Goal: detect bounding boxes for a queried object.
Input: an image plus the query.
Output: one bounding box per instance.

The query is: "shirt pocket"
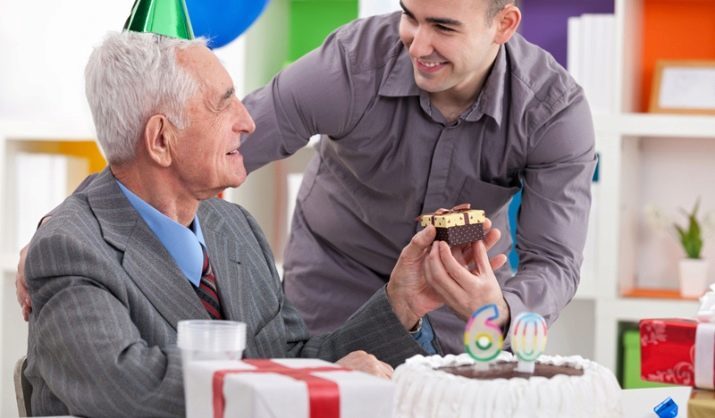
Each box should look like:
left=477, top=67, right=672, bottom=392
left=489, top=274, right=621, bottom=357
left=455, top=178, right=519, bottom=216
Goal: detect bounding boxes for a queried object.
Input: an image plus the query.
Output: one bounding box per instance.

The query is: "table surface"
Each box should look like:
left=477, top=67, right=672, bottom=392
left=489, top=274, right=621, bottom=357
left=622, top=386, right=692, bottom=418
left=31, top=387, right=696, bottom=418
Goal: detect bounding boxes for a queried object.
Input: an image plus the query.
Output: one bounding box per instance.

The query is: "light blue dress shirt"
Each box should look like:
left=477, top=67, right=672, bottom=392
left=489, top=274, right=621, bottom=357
left=116, top=180, right=205, bottom=287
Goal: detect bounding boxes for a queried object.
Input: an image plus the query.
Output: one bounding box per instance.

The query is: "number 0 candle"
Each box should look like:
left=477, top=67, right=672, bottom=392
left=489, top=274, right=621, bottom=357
left=511, top=312, right=548, bottom=373
left=464, top=304, right=503, bottom=368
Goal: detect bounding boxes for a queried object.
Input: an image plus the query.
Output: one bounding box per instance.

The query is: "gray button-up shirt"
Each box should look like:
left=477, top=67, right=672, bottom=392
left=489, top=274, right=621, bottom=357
left=241, top=12, right=596, bottom=353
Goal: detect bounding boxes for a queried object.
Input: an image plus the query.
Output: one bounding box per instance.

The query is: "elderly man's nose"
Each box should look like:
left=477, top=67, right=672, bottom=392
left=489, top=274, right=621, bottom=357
left=234, top=101, right=256, bottom=134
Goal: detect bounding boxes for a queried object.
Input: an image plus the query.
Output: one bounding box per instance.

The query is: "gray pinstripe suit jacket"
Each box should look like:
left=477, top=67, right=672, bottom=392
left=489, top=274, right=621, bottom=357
left=25, top=168, right=427, bottom=417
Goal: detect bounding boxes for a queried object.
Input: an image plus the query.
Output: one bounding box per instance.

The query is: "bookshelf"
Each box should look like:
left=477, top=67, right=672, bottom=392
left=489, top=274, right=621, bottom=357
left=526, top=0, right=715, bottom=374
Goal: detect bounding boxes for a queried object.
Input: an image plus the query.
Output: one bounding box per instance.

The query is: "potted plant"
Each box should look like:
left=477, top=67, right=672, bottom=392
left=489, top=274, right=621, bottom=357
left=675, top=199, right=708, bottom=297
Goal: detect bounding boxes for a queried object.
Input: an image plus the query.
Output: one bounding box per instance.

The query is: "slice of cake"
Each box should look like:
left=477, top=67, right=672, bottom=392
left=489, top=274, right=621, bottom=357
left=393, top=352, right=622, bottom=418
left=418, top=205, right=486, bottom=246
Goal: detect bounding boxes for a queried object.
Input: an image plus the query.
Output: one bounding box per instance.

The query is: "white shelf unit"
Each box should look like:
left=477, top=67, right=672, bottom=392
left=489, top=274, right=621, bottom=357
left=585, top=0, right=715, bottom=372
left=592, top=115, right=714, bottom=371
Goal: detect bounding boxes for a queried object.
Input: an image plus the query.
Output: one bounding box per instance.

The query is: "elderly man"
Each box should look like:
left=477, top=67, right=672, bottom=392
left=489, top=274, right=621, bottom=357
left=24, top=30, right=502, bottom=417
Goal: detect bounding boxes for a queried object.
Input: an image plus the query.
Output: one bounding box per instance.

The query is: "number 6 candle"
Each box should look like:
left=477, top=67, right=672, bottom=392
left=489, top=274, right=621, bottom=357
left=464, top=304, right=503, bottom=369
left=511, top=312, right=548, bottom=373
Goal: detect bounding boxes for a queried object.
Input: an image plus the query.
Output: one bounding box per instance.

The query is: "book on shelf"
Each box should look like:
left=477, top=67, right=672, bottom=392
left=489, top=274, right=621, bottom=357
left=567, top=13, right=616, bottom=114
left=14, top=152, right=88, bottom=251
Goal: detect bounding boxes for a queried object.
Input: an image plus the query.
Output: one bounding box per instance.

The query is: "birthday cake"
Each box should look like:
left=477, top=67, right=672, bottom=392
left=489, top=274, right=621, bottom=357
left=392, top=352, right=622, bottom=418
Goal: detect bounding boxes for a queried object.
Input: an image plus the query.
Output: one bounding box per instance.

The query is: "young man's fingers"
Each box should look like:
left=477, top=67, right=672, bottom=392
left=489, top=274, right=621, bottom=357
left=425, top=242, right=468, bottom=298
left=437, top=241, right=483, bottom=293
left=490, top=254, right=508, bottom=272
left=473, top=240, right=494, bottom=276
left=483, top=227, right=501, bottom=251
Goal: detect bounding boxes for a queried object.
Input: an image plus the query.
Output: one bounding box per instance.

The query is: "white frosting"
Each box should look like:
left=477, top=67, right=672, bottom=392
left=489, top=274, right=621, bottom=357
left=393, top=352, right=622, bottom=418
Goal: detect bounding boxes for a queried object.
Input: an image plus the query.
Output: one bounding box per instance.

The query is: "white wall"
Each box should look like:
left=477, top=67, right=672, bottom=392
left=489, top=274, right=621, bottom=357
left=359, top=0, right=400, bottom=18
left=0, top=1, right=124, bottom=131
left=0, top=0, right=248, bottom=131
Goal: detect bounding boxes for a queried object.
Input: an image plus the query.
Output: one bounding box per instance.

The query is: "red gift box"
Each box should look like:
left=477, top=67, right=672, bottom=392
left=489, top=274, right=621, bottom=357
left=640, top=319, right=715, bottom=389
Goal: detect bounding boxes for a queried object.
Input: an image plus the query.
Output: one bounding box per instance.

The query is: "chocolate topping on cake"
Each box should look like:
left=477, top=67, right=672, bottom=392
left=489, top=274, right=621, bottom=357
left=438, top=360, right=584, bottom=380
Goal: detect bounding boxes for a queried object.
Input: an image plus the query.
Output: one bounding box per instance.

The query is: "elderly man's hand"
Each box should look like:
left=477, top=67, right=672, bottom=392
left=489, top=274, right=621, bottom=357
left=425, top=228, right=510, bottom=327
left=336, top=350, right=393, bottom=379
left=385, top=225, right=439, bottom=330
left=16, top=244, right=32, bottom=321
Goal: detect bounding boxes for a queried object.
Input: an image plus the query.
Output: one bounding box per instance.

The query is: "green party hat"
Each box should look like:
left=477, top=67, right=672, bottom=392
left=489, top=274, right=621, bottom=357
left=123, top=0, right=194, bottom=40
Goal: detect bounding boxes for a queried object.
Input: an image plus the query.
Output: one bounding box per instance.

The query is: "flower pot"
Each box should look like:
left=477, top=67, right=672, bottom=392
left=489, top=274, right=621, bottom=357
left=678, top=258, right=709, bottom=298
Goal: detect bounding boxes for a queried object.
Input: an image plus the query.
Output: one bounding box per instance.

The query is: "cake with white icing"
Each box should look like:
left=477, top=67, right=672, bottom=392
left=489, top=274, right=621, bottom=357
left=393, top=352, right=622, bottom=418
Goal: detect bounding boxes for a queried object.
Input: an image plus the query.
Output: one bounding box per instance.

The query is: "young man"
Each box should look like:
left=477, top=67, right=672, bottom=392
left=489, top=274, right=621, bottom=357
left=239, top=0, right=596, bottom=352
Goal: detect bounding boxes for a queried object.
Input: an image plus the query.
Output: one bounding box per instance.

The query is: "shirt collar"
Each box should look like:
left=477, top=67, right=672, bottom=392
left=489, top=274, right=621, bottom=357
left=470, top=43, right=507, bottom=126
left=378, top=42, right=508, bottom=126
left=378, top=45, right=421, bottom=98
left=116, top=180, right=206, bottom=287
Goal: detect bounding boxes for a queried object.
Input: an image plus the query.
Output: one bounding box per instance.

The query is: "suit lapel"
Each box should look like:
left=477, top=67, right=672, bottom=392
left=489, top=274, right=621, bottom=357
left=122, top=223, right=209, bottom=327
left=199, top=204, right=278, bottom=359
left=87, top=169, right=208, bottom=330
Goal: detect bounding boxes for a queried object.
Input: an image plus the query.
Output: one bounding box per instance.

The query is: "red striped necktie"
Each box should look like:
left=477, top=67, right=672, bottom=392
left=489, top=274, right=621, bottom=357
left=195, top=245, right=224, bottom=319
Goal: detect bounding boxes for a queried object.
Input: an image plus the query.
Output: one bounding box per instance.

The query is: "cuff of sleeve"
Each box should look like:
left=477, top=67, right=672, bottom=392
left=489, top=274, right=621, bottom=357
left=411, top=316, right=437, bottom=354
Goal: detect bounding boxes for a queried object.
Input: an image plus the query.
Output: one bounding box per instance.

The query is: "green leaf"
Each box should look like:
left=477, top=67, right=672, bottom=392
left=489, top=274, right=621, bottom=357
left=674, top=198, right=704, bottom=259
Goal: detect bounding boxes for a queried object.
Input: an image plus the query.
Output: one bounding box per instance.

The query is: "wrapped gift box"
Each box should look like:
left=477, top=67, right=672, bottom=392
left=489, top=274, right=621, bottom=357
left=185, top=358, right=394, bottom=418
left=689, top=389, right=715, bottom=418
left=639, top=319, right=715, bottom=389
left=419, top=207, right=485, bottom=246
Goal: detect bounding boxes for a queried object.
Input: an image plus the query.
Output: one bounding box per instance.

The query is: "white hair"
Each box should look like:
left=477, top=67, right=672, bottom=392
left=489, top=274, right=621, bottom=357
left=84, top=31, right=206, bottom=164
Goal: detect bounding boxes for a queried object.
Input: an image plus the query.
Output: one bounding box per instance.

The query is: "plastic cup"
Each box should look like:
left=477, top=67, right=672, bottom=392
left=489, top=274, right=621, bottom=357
left=177, top=320, right=246, bottom=366
left=178, top=320, right=245, bottom=416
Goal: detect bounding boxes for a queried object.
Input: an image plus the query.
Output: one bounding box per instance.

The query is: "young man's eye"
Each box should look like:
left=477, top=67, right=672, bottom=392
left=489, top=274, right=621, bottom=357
left=436, top=24, right=454, bottom=32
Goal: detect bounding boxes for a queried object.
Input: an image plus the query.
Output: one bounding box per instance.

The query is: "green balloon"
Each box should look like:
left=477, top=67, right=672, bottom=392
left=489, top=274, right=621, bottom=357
left=124, top=0, right=194, bottom=40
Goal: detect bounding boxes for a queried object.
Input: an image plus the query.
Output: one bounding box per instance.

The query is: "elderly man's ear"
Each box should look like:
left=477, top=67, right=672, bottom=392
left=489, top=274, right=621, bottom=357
left=144, top=114, right=176, bottom=167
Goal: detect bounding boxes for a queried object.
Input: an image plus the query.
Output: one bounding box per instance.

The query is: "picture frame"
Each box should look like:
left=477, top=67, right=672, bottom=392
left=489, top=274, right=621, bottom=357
left=649, top=60, right=715, bottom=115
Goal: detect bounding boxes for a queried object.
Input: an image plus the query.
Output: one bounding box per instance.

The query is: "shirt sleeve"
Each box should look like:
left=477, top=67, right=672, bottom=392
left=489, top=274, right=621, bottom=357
left=502, top=90, right=597, bottom=337
left=240, top=29, right=368, bottom=173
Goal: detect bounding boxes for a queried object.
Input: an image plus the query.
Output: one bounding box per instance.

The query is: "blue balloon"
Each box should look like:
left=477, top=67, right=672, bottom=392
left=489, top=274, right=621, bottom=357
left=186, top=0, right=269, bottom=49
